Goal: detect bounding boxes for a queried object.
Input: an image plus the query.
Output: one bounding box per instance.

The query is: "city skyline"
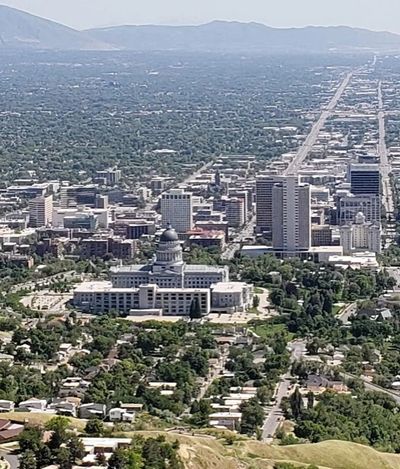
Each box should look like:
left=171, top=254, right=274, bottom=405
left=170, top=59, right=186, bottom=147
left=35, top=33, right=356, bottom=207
left=1, top=0, right=400, bottom=33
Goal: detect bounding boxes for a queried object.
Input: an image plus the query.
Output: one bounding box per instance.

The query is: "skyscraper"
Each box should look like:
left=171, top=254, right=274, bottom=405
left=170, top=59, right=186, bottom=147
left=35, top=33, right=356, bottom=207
left=29, top=195, right=53, bottom=228
left=272, top=176, right=311, bottom=251
left=225, top=197, right=245, bottom=228
left=256, top=175, right=283, bottom=235
left=349, top=163, right=380, bottom=196
left=161, top=188, right=193, bottom=233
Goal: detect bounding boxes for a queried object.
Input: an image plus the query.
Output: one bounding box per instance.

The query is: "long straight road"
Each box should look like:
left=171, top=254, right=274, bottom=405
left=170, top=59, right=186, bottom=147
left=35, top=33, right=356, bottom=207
left=378, top=81, right=395, bottom=218
left=262, top=340, right=306, bottom=441
left=284, top=72, right=353, bottom=176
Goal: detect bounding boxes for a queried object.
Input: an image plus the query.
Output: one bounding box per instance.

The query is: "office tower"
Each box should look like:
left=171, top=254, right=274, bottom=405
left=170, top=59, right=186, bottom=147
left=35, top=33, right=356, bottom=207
left=338, top=194, right=381, bottom=225
left=256, top=175, right=283, bottom=235
left=161, top=189, right=193, bottom=233
left=272, top=176, right=311, bottom=251
left=60, top=185, right=98, bottom=208
left=228, top=189, right=249, bottom=221
left=29, top=195, right=53, bottom=228
left=349, top=163, right=380, bottom=196
left=215, top=169, right=221, bottom=187
left=95, top=194, right=108, bottom=209
left=225, top=197, right=245, bottom=228
left=151, top=177, right=168, bottom=195
left=311, top=225, right=333, bottom=246
left=95, top=168, right=121, bottom=186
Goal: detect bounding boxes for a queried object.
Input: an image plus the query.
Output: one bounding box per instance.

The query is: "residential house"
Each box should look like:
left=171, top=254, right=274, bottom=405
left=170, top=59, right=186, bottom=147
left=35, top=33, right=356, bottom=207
left=0, top=419, right=24, bottom=442
left=108, top=408, right=135, bottom=423
left=0, top=400, right=14, bottom=412
left=18, top=398, right=47, bottom=412
left=209, top=412, right=242, bottom=431
left=79, top=403, right=107, bottom=420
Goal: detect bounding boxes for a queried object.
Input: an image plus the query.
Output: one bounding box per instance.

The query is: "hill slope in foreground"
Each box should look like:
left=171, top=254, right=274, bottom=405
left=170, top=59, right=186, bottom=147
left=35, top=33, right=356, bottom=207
left=161, top=433, right=400, bottom=469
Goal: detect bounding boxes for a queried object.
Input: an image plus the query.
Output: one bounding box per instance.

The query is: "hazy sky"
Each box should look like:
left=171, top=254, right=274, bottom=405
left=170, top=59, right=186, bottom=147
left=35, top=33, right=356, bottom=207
left=2, top=0, right=400, bottom=32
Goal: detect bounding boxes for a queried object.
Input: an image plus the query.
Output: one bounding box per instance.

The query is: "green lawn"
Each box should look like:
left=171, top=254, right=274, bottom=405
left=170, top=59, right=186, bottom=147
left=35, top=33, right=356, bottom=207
left=251, top=322, right=293, bottom=340
left=332, top=304, right=343, bottom=315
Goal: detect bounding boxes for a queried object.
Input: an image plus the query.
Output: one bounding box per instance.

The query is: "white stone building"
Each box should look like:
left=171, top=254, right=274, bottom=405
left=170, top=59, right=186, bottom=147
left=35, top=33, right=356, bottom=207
left=73, top=226, right=251, bottom=316
left=340, top=212, right=381, bottom=255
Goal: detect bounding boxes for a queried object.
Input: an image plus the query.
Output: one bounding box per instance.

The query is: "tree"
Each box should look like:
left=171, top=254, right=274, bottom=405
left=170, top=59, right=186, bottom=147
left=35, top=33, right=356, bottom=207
left=240, top=398, right=265, bottom=435
left=256, top=386, right=272, bottom=405
left=189, top=297, right=202, bottom=320
left=46, top=416, right=70, bottom=450
left=19, top=450, right=38, bottom=469
left=96, top=451, right=107, bottom=466
left=85, top=418, right=104, bottom=436
left=270, top=289, right=285, bottom=307
left=56, top=447, right=72, bottom=469
left=290, top=387, right=303, bottom=420
left=19, top=427, right=43, bottom=453
left=67, top=435, right=85, bottom=463
left=322, top=294, right=333, bottom=314
left=190, top=399, right=212, bottom=427
left=108, top=448, right=128, bottom=468
left=307, top=391, right=315, bottom=409
left=252, top=295, right=260, bottom=309
left=182, top=347, right=209, bottom=376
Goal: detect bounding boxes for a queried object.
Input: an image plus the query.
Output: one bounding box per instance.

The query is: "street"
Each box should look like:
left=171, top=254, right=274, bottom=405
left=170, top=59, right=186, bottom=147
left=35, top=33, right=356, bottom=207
left=340, top=371, right=400, bottom=405
left=338, top=302, right=358, bottom=324
left=221, top=216, right=256, bottom=261
left=261, top=340, right=306, bottom=441
left=284, top=72, right=353, bottom=176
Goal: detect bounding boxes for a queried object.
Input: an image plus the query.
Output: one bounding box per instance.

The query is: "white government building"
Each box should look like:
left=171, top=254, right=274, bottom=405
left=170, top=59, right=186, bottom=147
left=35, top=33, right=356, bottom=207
left=74, top=226, right=253, bottom=316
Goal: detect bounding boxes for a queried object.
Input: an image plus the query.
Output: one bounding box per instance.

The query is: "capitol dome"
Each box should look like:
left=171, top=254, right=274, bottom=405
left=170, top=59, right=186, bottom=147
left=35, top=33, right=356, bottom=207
left=160, top=225, right=179, bottom=242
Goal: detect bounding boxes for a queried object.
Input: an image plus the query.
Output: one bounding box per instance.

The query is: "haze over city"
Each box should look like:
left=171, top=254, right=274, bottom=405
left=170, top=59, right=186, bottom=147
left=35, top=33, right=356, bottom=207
left=2, top=1, right=400, bottom=468
left=1, top=0, right=400, bottom=32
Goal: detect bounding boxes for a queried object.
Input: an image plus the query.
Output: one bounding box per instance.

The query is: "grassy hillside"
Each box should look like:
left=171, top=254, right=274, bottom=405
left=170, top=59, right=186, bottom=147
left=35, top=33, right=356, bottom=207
left=151, top=433, right=400, bottom=469
left=3, top=420, right=399, bottom=469
left=240, top=440, right=400, bottom=469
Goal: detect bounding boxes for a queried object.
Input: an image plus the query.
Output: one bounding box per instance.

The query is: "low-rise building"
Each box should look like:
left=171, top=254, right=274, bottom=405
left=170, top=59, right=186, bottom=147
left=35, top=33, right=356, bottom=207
left=211, top=282, right=253, bottom=312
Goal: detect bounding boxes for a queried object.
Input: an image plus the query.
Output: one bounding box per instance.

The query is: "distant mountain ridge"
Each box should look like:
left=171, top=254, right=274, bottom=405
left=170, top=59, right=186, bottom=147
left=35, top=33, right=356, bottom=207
left=87, top=21, right=400, bottom=53
left=0, top=5, right=110, bottom=50
left=0, top=5, right=400, bottom=53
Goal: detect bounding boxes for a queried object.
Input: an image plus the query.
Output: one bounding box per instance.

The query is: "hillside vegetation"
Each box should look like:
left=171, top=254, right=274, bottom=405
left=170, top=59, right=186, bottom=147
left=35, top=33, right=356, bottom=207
left=156, top=433, right=400, bottom=469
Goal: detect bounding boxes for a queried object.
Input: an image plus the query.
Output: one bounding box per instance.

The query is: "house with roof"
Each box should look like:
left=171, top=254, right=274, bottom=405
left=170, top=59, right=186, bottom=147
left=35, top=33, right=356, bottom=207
left=0, top=419, right=24, bottom=442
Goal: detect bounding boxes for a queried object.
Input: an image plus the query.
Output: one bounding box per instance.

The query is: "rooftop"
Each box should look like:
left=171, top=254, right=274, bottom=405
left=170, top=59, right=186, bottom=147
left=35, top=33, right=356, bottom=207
left=211, top=282, right=248, bottom=293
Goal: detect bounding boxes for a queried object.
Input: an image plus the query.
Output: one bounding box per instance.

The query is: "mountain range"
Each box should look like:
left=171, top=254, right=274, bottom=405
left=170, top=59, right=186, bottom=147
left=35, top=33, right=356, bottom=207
left=1, top=5, right=400, bottom=53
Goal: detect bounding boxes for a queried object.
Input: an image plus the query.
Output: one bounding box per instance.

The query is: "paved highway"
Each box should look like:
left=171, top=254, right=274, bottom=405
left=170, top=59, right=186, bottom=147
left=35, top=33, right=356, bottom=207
left=262, top=340, right=306, bottom=441
left=378, top=81, right=395, bottom=221
left=284, top=72, right=353, bottom=176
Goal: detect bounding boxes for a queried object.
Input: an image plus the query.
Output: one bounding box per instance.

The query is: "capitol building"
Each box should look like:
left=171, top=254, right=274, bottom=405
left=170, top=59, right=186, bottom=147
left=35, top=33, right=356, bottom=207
left=74, top=226, right=253, bottom=316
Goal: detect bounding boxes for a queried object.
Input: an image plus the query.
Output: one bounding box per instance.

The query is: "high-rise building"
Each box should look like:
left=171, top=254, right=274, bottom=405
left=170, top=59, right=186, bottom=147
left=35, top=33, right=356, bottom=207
left=225, top=197, right=245, bottom=228
left=256, top=175, right=283, bottom=235
left=349, top=163, right=380, bottom=196
left=29, top=195, right=53, bottom=228
left=338, top=194, right=381, bottom=225
left=60, top=185, right=98, bottom=208
left=95, top=168, right=121, bottom=186
left=272, top=176, right=311, bottom=251
left=228, top=190, right=249, bottom=221
left=161, top=189, right=193, bottom=233
left=339, top=212, right=381, bottom=254
left=311, top=225, right=333, bottom=246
